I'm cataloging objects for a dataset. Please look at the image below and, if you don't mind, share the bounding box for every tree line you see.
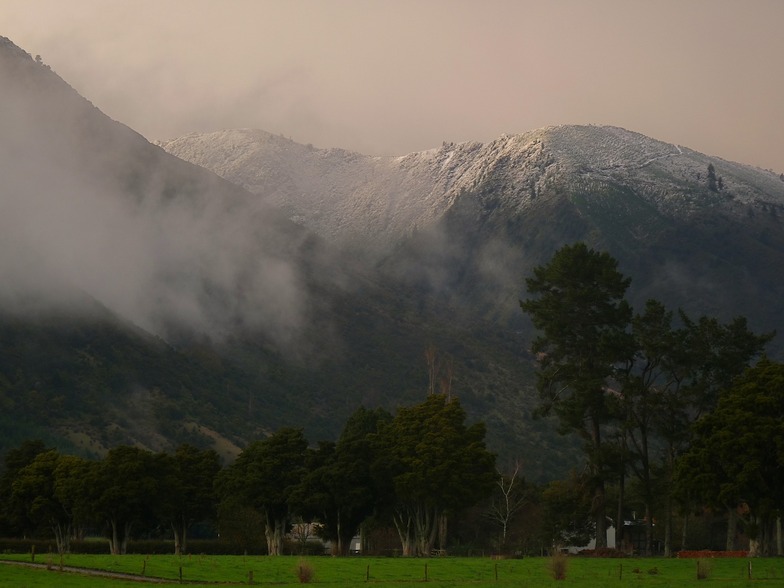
[0,394,498,557]
[521,242,781,556]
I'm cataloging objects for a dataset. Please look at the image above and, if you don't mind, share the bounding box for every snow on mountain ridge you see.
[158,125,784,249]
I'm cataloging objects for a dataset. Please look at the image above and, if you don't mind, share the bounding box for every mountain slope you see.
[160,125,784,344]
[1,37,559,478]
[0,37,338,458]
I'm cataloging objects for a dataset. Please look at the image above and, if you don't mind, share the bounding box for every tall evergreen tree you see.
[521,242,634,548]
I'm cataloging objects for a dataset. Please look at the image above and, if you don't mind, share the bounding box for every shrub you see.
[548,551,568,581]
[697,559,712,580]
[295,559,314,583]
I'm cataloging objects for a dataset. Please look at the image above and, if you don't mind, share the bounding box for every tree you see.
[292,406,390,555]
[541,471,595,549]
[10,450,92,554]
[707,163,718,192]
[52,454,93,543]
[159,444,222,555]
[0,439,50,536]
[373,394,496,556]
[619,302,771,555]
[675,358,784,556]
[216,428,308,555]
[10,450,65,550]
[88,446,168,555]
[521,242,633,548]
[485,460,529,553]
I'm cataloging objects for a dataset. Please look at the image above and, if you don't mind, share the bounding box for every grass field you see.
[1,554,783,587]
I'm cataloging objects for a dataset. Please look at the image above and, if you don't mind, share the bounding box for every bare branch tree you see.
[486,460,528,552]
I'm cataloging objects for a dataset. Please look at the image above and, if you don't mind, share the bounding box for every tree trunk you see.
[616,469,625,552]
[593,481,608,548]
[414,504,439,556]
[438,513,447,552]
[173,522,182,556]
[644,504,654,556]
[680,511,688,552]
[392,511,414,556]
[749,537,760,557]
[265,518,285,556]
[663,494,672,557]
[120,522,131,555]
[52,522,71,555]
[726,507,737,551]
[747,515,760,557]
[109,520,119,555]
[182,526,188,556]
[590,416,607,549]
[777,516,782,556]
[335,511,343,556]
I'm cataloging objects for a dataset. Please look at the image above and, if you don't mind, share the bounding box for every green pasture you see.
[1,554,783,587]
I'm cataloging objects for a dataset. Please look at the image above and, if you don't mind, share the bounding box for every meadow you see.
[2,554,784,587]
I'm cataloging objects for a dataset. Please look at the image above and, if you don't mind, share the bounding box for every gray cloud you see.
[0,44,311,350]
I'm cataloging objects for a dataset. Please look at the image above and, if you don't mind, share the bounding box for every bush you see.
[697,559,712,580]
[295,559,314,583]
[548,551,568,580]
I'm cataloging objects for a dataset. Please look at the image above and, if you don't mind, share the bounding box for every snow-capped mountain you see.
[158,125,784,252]
[159,124,784,341]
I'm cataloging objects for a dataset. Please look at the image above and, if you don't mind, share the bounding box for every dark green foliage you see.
[0,439,51,536]
[216,428,308,555]
[7,450,94,554]
[541,471,595,548]
[675,358,784,554]
[87,446,170,555]
[373,394,497,556]
[521,242,634,548]
[158,444,222,555]
[292,407,391,555]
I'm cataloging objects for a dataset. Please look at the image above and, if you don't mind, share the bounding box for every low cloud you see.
[0,44,310,350]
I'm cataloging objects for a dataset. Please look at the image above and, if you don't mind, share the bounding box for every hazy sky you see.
[3,0,783,170]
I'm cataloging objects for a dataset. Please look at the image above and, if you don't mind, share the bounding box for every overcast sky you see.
[3,0,783,170]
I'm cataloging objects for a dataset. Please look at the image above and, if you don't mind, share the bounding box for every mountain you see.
[0,37,347,459]
[4,32,784,482]
[159,126,784,344]
[0,37,550,476]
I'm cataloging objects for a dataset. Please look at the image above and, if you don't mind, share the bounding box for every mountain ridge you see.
[157,125,784,251]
